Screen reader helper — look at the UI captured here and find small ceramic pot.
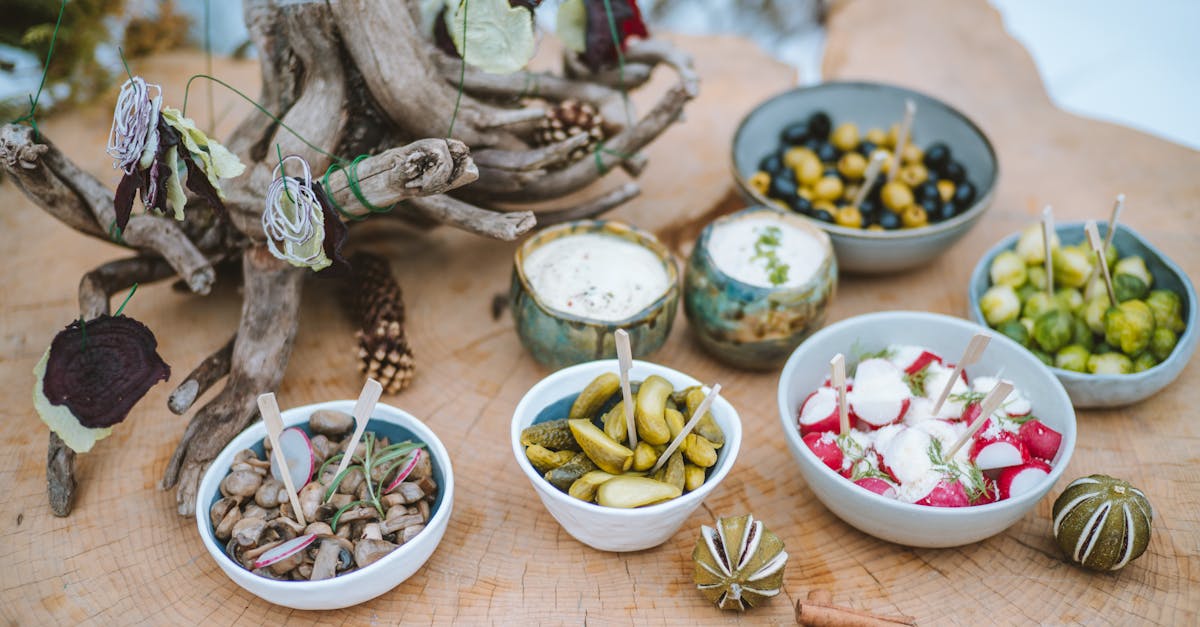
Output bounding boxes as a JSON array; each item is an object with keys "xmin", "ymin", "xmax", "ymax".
[
  {"xmin": 510, "ymin": 220, "xmax": 679, "ymax": 370},
  {"xmin": 684, "ymin": 207, "xmax": 837, "ymax": 370}
]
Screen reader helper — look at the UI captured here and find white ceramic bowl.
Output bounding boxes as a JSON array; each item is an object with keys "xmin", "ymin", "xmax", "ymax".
[
  {"xmin": 195, "ymin": 400, "xmax": 455, "ymax": 610},
  {"xmin": 776, "ymin": 311, "xmax": 1077, "ymax": 548},
  {"xmin": 511, "ymin": 360, "xmax": 742, "ymax": 552}
]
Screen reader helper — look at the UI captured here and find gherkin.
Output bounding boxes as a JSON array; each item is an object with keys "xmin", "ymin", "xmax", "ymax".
[
  {"xmin": 1052, "ymin": 475, "xmax": 1153, "ymax": 572},
  {"xmin": 693, "ymin": 515, "xmax": 788, "ymax": 611}
]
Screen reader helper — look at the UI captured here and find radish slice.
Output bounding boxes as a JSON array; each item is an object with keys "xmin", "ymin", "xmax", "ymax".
[
  {"xmin": 913, "ymin": 477, "xmax": 970, "ymax": 507},
  {"xmin": 847, "ymin": 359, "xmax": 911, "ymax": 427},
  {"xmin": 889, "ymin": 345, "xmax": 943, "ymax": 375},
  {"xmin": 803, "ymin": 432, "xmax": 843, "ymax": 472},
  {"xmin": 970, "ymin": 431, "xmax": 1029, "ymax": 470},
  {"xmin": 384, "ymin": 448, "xmax": 424, "ymax": 493},
  {"xmin": 973, "ymin": 376, "xmax": 1031, "ymax": 417},
  {"xmin": 854, "ymin": 476, "xmax": 898, "ymax": 498},
  {"xmin": 252, "ymin": 533, "xmax": 317, "ymax": 569},
  {"xmin": 1018, "ymin": 420, "xmax": 1062, "ymax": 461},
  {"xmin": 798, "ymin": 388, "xmax": 841, "ymax": 435},
  {"xmin": 972, "ymin": 477, "xmax": 1000, "ymax": 505},
  {"xmin": 877, "ymin": 427, "xmax": 933, "ymax": 484},
  {"xmin": 996, "ymin": 460, "xmax": 1051, "ymax": 500},
  {"xmin": 270, "ymin": 427, "xmax": 314, "ymax": 488},
  {"xmin": 923, "ymin": 363, "xmax": 970, "ymax": 418}
]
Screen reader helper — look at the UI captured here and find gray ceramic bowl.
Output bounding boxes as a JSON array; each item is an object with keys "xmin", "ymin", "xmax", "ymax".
[
  {"xmin": 968, "ymin": 221, "xmax": 1197, "ymax": 408},
  {"xmin": 732, "ymin": 81, "xmax": 998, "ymax": 274}
]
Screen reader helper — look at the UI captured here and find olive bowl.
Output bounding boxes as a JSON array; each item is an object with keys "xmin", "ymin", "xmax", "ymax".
[
  {"xmin": 195, "ymin": 400, "xmax": 454, "ymax": 610},
  {"xmin": 732, "ymin": 81, "xmax": 998, "ymax": 274},
  {"xmin": 510, "ymin": 220, "xmax": 680, "ymax": 370},
  {"xmin": 511, "ymin": 359, "xmax": 742, "ymax": 552},
  {"xmin": 968, "ymin": 221, "xmax": 1198, "ymax": 408},
  {"xmin": 684, "ymin": 206, "xmax": 837, "ymax": 369},
  {"xmin": 777, "ymin": 311, "xmax": 1077, "ymax": 548}
]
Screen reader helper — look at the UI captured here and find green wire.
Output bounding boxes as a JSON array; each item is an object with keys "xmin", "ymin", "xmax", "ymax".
[
  {"xmin": 113, "ymin": 283, "xmax": 139, "ymax": 316},
  {"xmin": 601, "ymin": 0, "xmax": 632, "ymax": 126},
  {"xmin": 447, "ymin": 0, "xmax": 468, "ymax": 138},
  {"xmin": 10, "ymin": 0, "xmax": 68, "ymax": 137}
]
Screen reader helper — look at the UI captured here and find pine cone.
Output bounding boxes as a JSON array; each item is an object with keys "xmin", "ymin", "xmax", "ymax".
[
  {"xmin": 344, "ymin": 252, "xmax": 414, "ymax": 394},
  {"xmin": 533, "ymin": 100, "xmax": 606, "ymax": 163}
]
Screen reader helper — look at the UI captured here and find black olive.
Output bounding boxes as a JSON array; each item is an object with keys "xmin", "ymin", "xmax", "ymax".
[
  {"xmin": 924, "ymin": 142, "xmax": 951, "ymax": 172},
  {"xmin": 920, "ymin": 196, "xmax": 941, "ymax": 219},
  {"xmin": 802, "ymin": 137, "xmax": 823, "ymax": 152},
  {"xmin": 937, "ymin": 201, "xmax": 958, "ymax": 222},
  {"xmin": 914, "ymin": 181, "xmax": 940, "ymax": 203},
  {"xmin": 815, "ymin": 142, "xmax": 839, "ymax": 163},
  {"xmin": 768, "ymin": 169, "xmax": 799, "ymax": 200},
  {"xmin": 807, "ymin": 111, "xmax": 832, "ymax": 140},
  {"xmin": 859, "ymin": 198, "xmax": 879, "ymax": 216},
  {"xmin": 878, "ymin": 210, "xmax": 901, "ymax": 230},
  {"xmin": 759, "ymin": 152, "xmax": 784, "ymax": 175},
  {"xmin": 814, "ymin": 209, "xmax": 835, "ymax": 223},
  {"xmin": 822, "ymin": 166, "xmax": 840, "ymax": 179},
  {"xmin": 867, "ymin": 181, "xmax": 885, "ymax": 203},
  {"xmin": 942, "ymin": 160, "xmax": 967, "ymax": 184},
  {"xmin": 780, "ymin": 122, "xmax": 810, "ymax": 146},
  {"xmin": 858, "ymin": 140, "xmax": 878, "ymax": 157},
  {"xmin": 952, "ymin": 180, "xmax": 976, "ymax": 208},
  {"xmin": 790, "ymin": 196, "xmax": 813, "ymax": 215}
]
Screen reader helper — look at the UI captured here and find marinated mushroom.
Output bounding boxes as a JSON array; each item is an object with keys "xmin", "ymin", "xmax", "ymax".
[
  {"xmin": 309, "ymin": 409, "xmax": 354, "ymax": 437},
  {"xmin": 255, "ymin": 478, "xmax": 287, "ymax": 509},
  {"xmin": 232, "ymin": 517, "xmax": 266, "ymax": 547},
  {"xmin": 354, "ymin": 539, "xmax": 397, "ymax": 568},
  {"xmin": 309, "ymin": 538, "xmax": 342, "ymax": 581},
  {"xmin": 220, "ymin": 470, "xmax": 263, "ymax": 499}
]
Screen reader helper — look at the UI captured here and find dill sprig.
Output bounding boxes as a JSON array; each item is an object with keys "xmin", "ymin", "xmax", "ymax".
[{"xmin": 750, "ymin": 225, "xmax": 790, "ymax": 287}]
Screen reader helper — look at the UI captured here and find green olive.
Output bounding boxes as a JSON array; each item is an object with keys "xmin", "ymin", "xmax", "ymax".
[
  {"xmin": 881, "ymin": 181, "xmax": 914, "ymax": 212},
  {"xmin": 812, "ymin": 176, "xmax": 844, "ymax": 201},
  {"xmin": 831, "ymin": 122, "xmax": 860, "ymax": 152},
  {"xmin": 837, "ymin": 152, "xmax": 868, "ymax": 180}
]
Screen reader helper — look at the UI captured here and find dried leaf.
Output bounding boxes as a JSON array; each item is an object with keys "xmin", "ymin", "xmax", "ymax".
[
  {"xmin": 113, "ymin": 169, "xmax": 143, "ymax": 231},
  {"xmin": 161, "ymin": 106, "xmax": 246, "ymax": 195},
  {"xmin": 446, "ymin": 0, "xmax": 536, "ymax": 75},
  {"xmin": 556, "ymin": 0, "xmax": 587, "ymax": 53},
  {"xmin": 582, "ymin": 0, "xmax": 648, "ymax": 72},
  {"xmin": 312, "ymin": 181, "xmax": 351, "ymax": 277},
  {"xmin": 181, "ymin": 149, "xmax": 228, "ymax": 221}
]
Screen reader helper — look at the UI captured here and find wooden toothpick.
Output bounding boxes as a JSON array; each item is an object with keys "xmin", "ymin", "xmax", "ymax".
[
  {"xmin": 1041, "ymin": 205, "xmax": 1055, "ymax": 295},
  {"xmin": 931, "ymin": 333, "xmax": 991, "ymax": 415},
  {"xmin": 614, "ymin": 329, "xmax": 637, "ymax": 449},
  {"xmin": 257, "ymin": 392, "xmax": 307, "ymax": 527},
  {"xmin": 850, "ymin": 151, "xmax": 887, "ymax": 211},
  {"xmin": 651, "ymin": 383, "xmax": 721, "ymax": 473},
  {"xmin": 887, "ymin": 99, "xmax": 916, "ymax": 182},
  {"xmin": 946, "ymin": 381, "xmax": 1014, "ymax": 458},
  {"xmin": 830, "ymin": 354, "xmax": 849, "ymax": 435},
  {"xmin": 1086, "ymin": 221, "xmax": 1118, "ymax": 305},
  {"xmin": 333, "ymin": 378, "xmax": 383, "ymax": 479},
  {"xmin": 1084, "ymin": 194, "xmax": 1125, "ymax": 289}
]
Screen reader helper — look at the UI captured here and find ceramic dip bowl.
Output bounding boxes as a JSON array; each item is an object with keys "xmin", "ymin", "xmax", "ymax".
[
  {"xmin": 511, "ymin": 220, "xmax": 680, "ymax": 370},
  {"xmin": 684, "ymin": 206, "xmax": 837, "ymax": 369}
]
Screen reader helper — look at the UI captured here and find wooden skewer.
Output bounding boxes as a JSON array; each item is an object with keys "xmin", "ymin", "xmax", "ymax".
[
  {"xmin": 850, "ymin": 151, "xmax": 887, "ymax": 211},
  {"xmin": 651, "ymin": 383, "xmax": 721, "ymax": 473},
  {"xmin": 257, "ymin": 393, "xmax": 307, "ymax": 527},
  {"xmin": 1041, "ymin": 205, "xmax": 1055, "ymax": 295},
  {"xmin": 1086, "ymin": 221, "xmax": 1118, "ymax": 305},
  {"xmin": 886, "ymin": 99, "xmax": 916, "ymax": 182},
  {"xmin": 946, "ymin": 380, "xmax": 1014, "ymax": 458},
  {"xmin": 614, "ymin": 329, "xmax": 638, "ymax": 449},
  {"xmin": 830, "ymin": 354, "xmax": 849, "ymax": 435},
  {"xmin": 1084, "ymin": 194, "xmax": 1124, "ymax": 289},
  {"xmin": 930, "ymin": 333, "xmax": 990, "ymax": 415},
  {"xmin": 333, "ymin": 378, "xmax": 383, "ymax": 479}
]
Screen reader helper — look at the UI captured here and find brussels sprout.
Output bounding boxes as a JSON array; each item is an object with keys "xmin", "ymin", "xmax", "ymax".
[
  {"xmin": 1104, "ymin": 300, "xmax": 1156, "ymax": 356},
  {"xmin": 981, "ymin": 285, "xmax": 1021, "ymax": 326},
  {"xmin": 1113, "ymin": 274, "xmax": 1148, "ymax": 303},
  {"xmin": 1020, "ymin": 317, "xmax": 1035, "ymax": 336},
  {"xmin": 1145, "ymin": 289, "xmax": 1186, "ymax": 333},
  {"xmin": 998, "ymin": 320, "xmax": 1030, "ymax": 347},
  {"xmin": 1017, "ymin": 283, "xmax": 1038, "ymax": 303},
  {"xmin": 1083, "ymin": 272, "xmax": 1108, "ymax": 302},
  {"xmin": 1055, "ymin": 344, "xmax": 1091, "ymax": 373},
  {"xmin": 1103, "ymin": 242, "xmax": 1119, "ymax": 270},
  {"xmin": 1133, "ymin": 352, "xmax": 1158, "ymax": 373},
  {"xmin": 1016, "ymin": 224, "xmax": 1059, "ymax": 265},
  {"xmin": 1071, "ymin": 316, "xmax": 1095, "ymax": 351},
  {"xmin": 1051, "ymin": 247, "xmax": 1093, "ymax": 289},
  {"xmin": 1023, "ymin": 292, "xmax": 1059, "ymax": 320},
  {"xmin": 1114, "ymin": 256, "xmax": 1154, "ymax": 289},
  {"xmin": 1031, "ymin": 349, "xmax": 1054, "ymax": 366},
  {"xmin": 990, "ymin": 251, "xmax": 1028, "ymax": 288},
  {"xmin": 1095, "ymin": 341, "xmax": 1114, "ymax": 354},
  {"xmin": 1055, "ymin": 288, "xmax": 1084, "ymax": 314},
  {"xmin": 1027, "ymin": 265, "xmax": 1049, "ymax": 291},
  {"xmin": 1087, "ymin": 352, "xmax": 1133, "ymax": 375},
  {"xmin": 1150, "ymin": 327, "xmax": 1178, "ymax": 361},
  {"xmin": 1034, "ymin": 309, "xmax": 1074, "ymax": 353},
  {"xmin": 1082, "ymin": 296, "xmax": 1111, "ymax": 335}
]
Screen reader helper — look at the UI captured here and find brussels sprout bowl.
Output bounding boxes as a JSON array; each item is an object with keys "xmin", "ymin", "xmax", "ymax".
[{"xmin": 968, "ymin": 221, "xmax": 1196, "ymax": 408}]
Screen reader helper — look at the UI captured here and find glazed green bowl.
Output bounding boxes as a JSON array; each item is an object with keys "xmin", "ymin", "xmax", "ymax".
[
  {"xmin": 684, "ymin": 207, "xmax": 837, "ymax": 370},
  {"xmin": 510, "ymin": 220, "xmax": 680, "ymax": 370}
]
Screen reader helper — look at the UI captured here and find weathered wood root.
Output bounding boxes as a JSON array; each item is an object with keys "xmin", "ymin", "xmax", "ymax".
[
  {"xmin": 161, "ymin": 246, "xmax": 304, "ymax": 515},
  {"xmin": 47, "ymin": 433, "xmax": 75, "ymax": 518},
  {"xmin": 168, "ymin": 335, "xmax": 236, "ymax": 415},
  {"xmin": 324, "ymin": 139, "xmax": 478, "ymax": 217}
]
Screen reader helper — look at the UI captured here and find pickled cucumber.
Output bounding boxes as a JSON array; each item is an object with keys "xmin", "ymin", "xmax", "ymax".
[
  {"xmin": 568, "ymin": 419, "xmax": 634, "ymax": 474},
  {"xmin": 665, "ymin": 407, "xmax": 686, "ymax": 439},
  {"xmin": 684, "ymin": 464, "xmax": 706, "ymax": 492},
  {"xmin": 569, "ymin": 373, "xmax": 620, "ymax": 420},
  {"xmin": 683, "ymin": 387, "xmax": 725, "ymax": 447},
  {"xmin": 526, "ymin": 444, "xmax": 575, "ymax": 473},
  {"xmin": 544, "ymin": 452, "xmax": 597, "ymax": 491},
  {"xmin": 683, "ymin": 434, "xmax": 718, "ymax": 468},
  {"xmin": 568, "ymin": 470, "xmax": 616, "ymax": 502},
  {"xmin": 596, "ymin": 476, "xmax": 682, "ymax": 508},
  {"xmin": 659, "ymin": 450, "xmax": 685, "ymax": 491},
  {"xmin": 632, "ymin": 441, "xmax": 658, "ymax": 472},
  {"xmin": 521, "ymin": 419, "xmax": 582, "ymax": 451},
  {"xmin": 634, "ymin": 375, "xmax": 673, "ymax": 445},
  {"xmin": 601, "ymin": 400, "xmax": 629, "ymax": 444}
]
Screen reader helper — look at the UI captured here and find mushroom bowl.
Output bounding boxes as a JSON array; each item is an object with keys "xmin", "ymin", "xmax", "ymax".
[{"xmin": 195, "ymin": 400, "xmax": 454, "ymax": 610}]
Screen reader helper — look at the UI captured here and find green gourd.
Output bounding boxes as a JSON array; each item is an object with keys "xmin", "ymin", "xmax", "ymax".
[{"xmin": 1052, "ymin": 475, "xmax": 1153, "ymax": 571}]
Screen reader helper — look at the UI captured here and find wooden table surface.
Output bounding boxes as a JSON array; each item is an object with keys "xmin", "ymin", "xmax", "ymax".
[{"xmin": 2, "ymin": 0, "xmax": 1196, "ymax": 624}]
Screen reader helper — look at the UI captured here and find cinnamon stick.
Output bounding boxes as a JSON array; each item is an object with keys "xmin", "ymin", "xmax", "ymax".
[{"xmin": 796, "ymin": 590, "xmax": 917, "ymax": 627}]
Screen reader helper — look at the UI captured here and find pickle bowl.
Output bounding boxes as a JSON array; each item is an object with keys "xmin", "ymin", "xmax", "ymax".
[
  {"xmin": 195, "ymin": 400, "xmax": 455, "ymax": 610},
  {"xmin": 511, "ymin": 359, "xmax": 742, "ymax": 552},
  {"xmin": 776, "ymin": 311, "xmax": 1076, "ymax": 548},
  {"xmin": 967, "ymin": 221, "xmax": 1197, "ymax": 408},
  {"xmin": 509, "ymin": 220, "xmax": 680, "ymax": 370}
]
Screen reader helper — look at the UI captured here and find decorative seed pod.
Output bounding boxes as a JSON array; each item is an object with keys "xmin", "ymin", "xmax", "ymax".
[
  {"xmin": 1052, "ymin": 474, "xmax": 1153, "ymax": 572},
  {"xmin": 692, "ymin": 514, "xmax": 788, "ymax": 611}
]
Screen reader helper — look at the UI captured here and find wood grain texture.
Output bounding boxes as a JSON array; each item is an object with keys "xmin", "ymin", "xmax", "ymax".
[{"xmin": 1, "ymin": 1, "xmax": 1197, "ymax": 623}]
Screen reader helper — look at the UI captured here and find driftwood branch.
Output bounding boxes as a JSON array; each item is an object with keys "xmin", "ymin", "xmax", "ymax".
[
  {"xmin": 47, "ymin": 433, "xmax": 75, "ymax": 517},
  {"xmin": 168, "ymin": 335, "xmax": 236, "ymax": 415},
  {"xmin": 324, "ymin": 139, "xmax": 478, "ymax": 216},
  {"xmin": 406, "ymin": 195, "xmax": 536, "ymax": 241}
]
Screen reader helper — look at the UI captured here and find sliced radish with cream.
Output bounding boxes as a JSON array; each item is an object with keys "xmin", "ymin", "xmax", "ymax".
[
  {"xmin": 972, "ymin": 477, "xmax": 1000, "ymax": 505},
  {"xmin": 970, "ymin": 431, "xmax": 1029, "ymax": 470},
  {"xmin": 913, "ymin": 479, "xmax": 970, "ymax": 508},
  {"xmin": 384, "ymin": 448, "xmax": 424, "ymax": 493},
  {"xmin": 803, "ymin": 432, "xmax": 843, "ymax": 471},
  {"xmin": 902, "ymin": 397, "xmax": 938, "ymax": 427},
  {"xmin": 270, "ymin": 427, "xmax": 314, "ymax": 488},
  {"xmin": 922, "ymin": 363, "xmax": 970, "ymax": 419},
  {"xmin": 847, "ymin": 359, "xmax": 911, "ymax": 427},
  {"xmin": 854, "ymin": 476, "xmax": 898, "ymax": 499},
  {"xmin": 996, "ymin": 459, "xmax": 1051, "ymax": 500},
  {"xmin": 1018, "ymin": 420, "xmax": 1062, "ymax": 461},
  {"xmin": 877, "ymin": 427, "xmax": 933, "ymax": 485},
  {"xmin": 798, "ymin": 388, "xmax": 842, "ymax": 435},
  {"xmin": 820, "ymin": 376, "xmax": 853, "ymax": 392},
  {"xmin": 888, "ymin": 345, "xmax": 943, "ymax": 375},
  {"xmin": 973, "ymin": 376, "xmax": 1031, "ymax": 417},
  {"xmin": 252, "ymin": 533, "xmax": 317, "ymax": 569}
]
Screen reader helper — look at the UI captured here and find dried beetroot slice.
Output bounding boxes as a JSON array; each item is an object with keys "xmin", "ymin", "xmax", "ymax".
[
  {"xmin": 180, "ymin": 149, "xmax": 228, "ymax": 221},
  {"xmin": 312, "ymin": 180, "xmax": 351, "ymax": 278},
  {"xmin": 582, "ymin": 0, "xmax": 648, "ymax": 71},
  {"xmin": 113, "ymin": 169, "xmax": 144, "ymax": 231},
  {"xmin": 41, "ymin": 315, "xmax": 170, "ymax": 429}
]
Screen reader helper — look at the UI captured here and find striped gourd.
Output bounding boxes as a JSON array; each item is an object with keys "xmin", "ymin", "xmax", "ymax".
[
  {"xmin": 1052, "ymin": 475, "xmax": 1153, "ymax": 571},
  {"xmin": 693, "ymin": 514, "xmax": 788, "ymax": 611}
]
